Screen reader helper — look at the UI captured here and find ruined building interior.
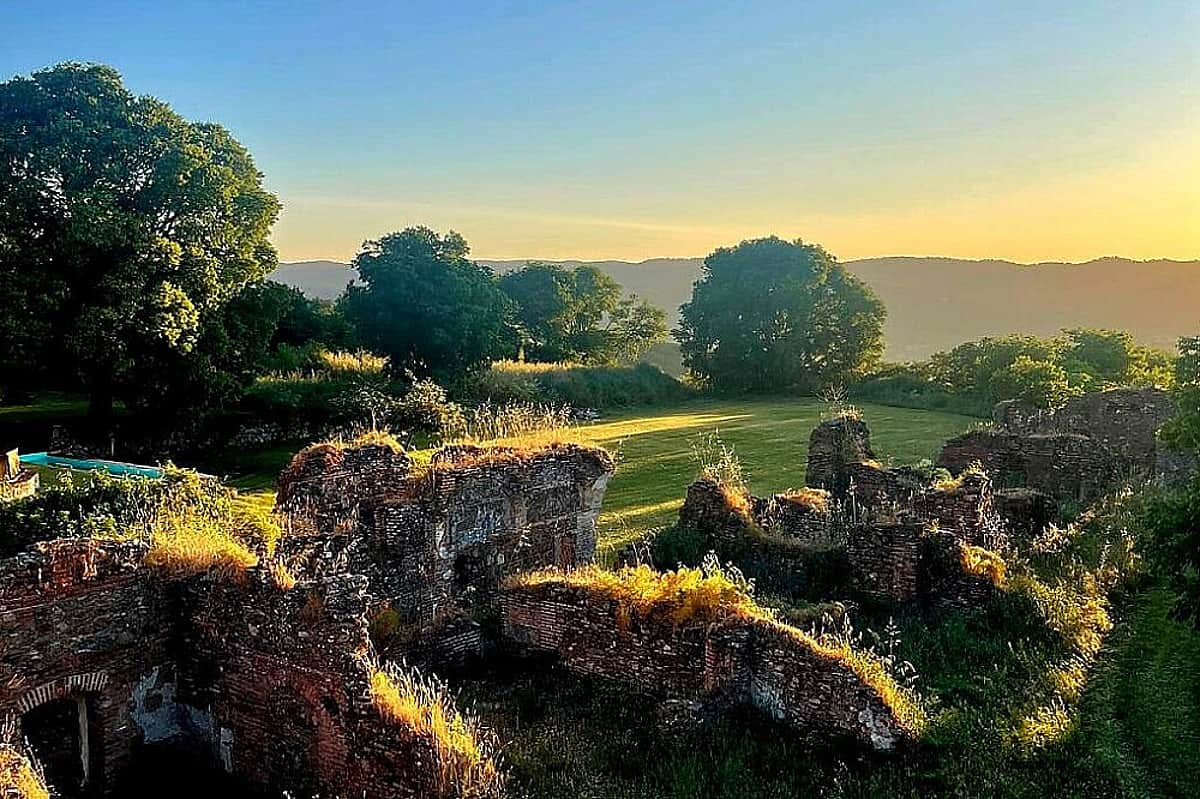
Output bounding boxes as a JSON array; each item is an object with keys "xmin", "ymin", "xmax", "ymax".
[{"xmin": 0, "ymin": 387, "xmax": 1183, "ymax": 797}]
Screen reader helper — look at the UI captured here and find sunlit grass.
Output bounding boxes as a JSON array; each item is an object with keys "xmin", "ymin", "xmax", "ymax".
[
  {"xmin": 0, "ymin": 746, "xmax": 49, "ymax": 799},
  {"xmin": 369, "ymin": 664, "xmax": 504, "ymax": 797},
  {"xmin": 227, "ymin": 398, "xmax": 976, "ymax": 555}
]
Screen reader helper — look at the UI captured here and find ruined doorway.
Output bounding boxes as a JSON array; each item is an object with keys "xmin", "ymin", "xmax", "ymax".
[{"xmin": 21, "ymin": 695, "xmax": 95, "ymax": 797}]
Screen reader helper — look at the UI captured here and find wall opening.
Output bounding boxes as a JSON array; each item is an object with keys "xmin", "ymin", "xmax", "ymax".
[{"xmin": 20, "ymin": 694, "xmax": 96, "ymax": 797}]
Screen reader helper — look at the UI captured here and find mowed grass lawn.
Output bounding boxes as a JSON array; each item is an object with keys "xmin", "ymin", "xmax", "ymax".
[
  {"xmin": 585, "ymin": 399, "xmax": 978, "ymax": 553},
  {"xmin": 223, "ymin": 398, "xmax": 979, "ymax": 554}
]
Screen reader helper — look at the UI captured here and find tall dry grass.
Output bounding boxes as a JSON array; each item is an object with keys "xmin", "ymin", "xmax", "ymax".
[{"xmin": 369, "ymin": 664, "xmax": 504, "ymax": 797}]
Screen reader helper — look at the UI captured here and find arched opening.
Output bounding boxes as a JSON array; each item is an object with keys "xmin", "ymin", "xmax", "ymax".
[{"xmin": 20, "ymin": 694, "xmax": 99, "ymax": 797}]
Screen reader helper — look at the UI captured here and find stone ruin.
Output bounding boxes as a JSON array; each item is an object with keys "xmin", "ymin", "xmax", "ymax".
[
  {"xmin": 677, "ymin": 415, "xmax": 1015, "ymax": 610},
  {"xmin": 3, "ymin": 388, "xmax": 1183, "ymax": 795},
  {"xmin": 0, "ymin": 439, "xmax": 615, "ymax": 798},
  {"xmin": 274, "ymin": 441, "xmax": 615, "ymax": 665},
  {"xmin": 500, "ymin": 577, "xmax": 917, "ymax": 751},
  {"xmin": 938, "ymin": 387, "xmax": 1178, "ymax": 502}
]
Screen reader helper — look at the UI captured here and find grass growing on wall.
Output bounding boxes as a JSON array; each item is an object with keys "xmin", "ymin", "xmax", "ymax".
[
  {"xmin": 0, "ymin": 746, "xmax": 49, "ymax": 799},
  {"xmin": 510, "ymin": 562, "xmax": 927, "ymax": 734},
  {"xmin": 369, "ymin": 664, "xmax": 505, "ymax": 798}
]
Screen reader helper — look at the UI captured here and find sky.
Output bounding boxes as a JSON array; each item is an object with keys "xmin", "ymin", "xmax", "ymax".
[{"xmin": 2, "ymin": 1, "xmax": 1198, "ymax": 264}]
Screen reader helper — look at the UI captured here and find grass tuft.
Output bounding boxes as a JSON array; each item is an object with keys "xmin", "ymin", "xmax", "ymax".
[
  {"xmin": 960, "ymin": 542, "xmax": 1007, "ymax": 585},
  {"xmin": 369, "ymin": 664, "xmax": 504, "ymax": 797},
  {"xmin": 0, "ymin": 746, "xmax": 49, "ymax": 799}
]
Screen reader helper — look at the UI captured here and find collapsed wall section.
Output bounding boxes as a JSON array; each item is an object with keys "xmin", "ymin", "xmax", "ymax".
[{"xmin": 499, "ymin": 578, "xmax": 918, "ymax": 752}]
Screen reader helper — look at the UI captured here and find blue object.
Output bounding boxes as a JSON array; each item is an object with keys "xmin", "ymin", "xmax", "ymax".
[{"xmin": 20, "ymin": 452, "xmax": 165, "ymax": 480}]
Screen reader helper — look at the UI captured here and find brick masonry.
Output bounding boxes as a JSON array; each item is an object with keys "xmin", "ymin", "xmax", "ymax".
[
  {"xmin": 941, "ymin": 388, "xmax": 1179, "ymax": 502},
  {"xmin": 500, "ymin": 580, "xmax": 915, "ymax": 752}
]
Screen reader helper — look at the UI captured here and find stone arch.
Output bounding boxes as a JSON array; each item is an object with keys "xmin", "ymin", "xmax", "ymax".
[{"xmin": 16, "ymin": 672, "xmax": 109, "ymax": 796}]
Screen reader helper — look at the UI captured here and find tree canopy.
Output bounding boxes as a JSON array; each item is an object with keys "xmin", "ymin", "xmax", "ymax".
[
  {"xmin": 340, "ymin": 227, "xmax": 514, "ymax": 379},
  {"xmin": 498, "ymin": 262, "xmax": 661, "ymax": 363},
  {"xmin": 677, "ymin": 237, "xmax": 885, "ymax": 392},
  {"xmin": 0, "ymin": 63, "xmax": 281, "ymax": 418}
]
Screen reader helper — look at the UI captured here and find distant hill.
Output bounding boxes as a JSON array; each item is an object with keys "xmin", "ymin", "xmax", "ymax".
[{"xmin": 271, "ymin": 256, "xmax": 1200, "ymax": 362}]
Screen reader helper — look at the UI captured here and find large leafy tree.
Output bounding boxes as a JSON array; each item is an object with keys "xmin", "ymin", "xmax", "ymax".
[
  {"xmin": 677, "ymin": 237, "xmax": 885, "ymax": 392},
  {"xmin": 498, "ymin": 262, "xmax": 626, "ymax": 362},
  {"xmin": 0, "ymin": 63, "xmax": 280, "ymax": 418},
  {"xmin": 341, "ymin": 227, "xmax": 514, "ymax": 378},
  {"xmin": 606, "ymin": 295, "xmax": 668, "ymax": 363}
]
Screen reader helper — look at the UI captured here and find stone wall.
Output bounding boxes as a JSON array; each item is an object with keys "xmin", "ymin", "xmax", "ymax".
[
  {"xmin": 177, "ymin": 571, "xmax": 466, "ymax": 799},
  {"xmin": 937, "ymin": 429, "xmax": 1122, "ymax": 503},
  {"xmin": 846, "ymin": 520, "xmax": 923, "ymax": 603},
  {"xmin": 994, "ymin": 388, "xmax": 1175, "ymax": 471},
  {"xmin": 0, "ymin": 540, "xmax": 174, "ymax": 792},
  {"xmin": 278, "ymin": 442, "xmax": 615, "ymax": 629},
  {"xmin": 941, "ymin": 388, "xmax": 1177, "ymax": 503},
  {"xmin": 806, "ymin": 415, "xmax": 875, "ymax": 494},
  {"xmin": 993, "ymin": 488, "xmax": 1058, "ymax": 540},
  {"xmin": 277, "ymin": 442, "xmax": 415, "ymax": 536},
  {"xmin": 0, "ymin": 536, "xmax": 502, "ymax": 798},
  {"xmin": 500, "ymin": 580, "xmax": 915, "ymax": 751}
]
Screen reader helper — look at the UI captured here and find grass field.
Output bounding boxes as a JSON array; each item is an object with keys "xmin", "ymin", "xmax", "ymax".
[
  {"xmin": 584, "ymin": 398, "xmax": 978, "ymax": 553},
  {"xmin": 223, "ymin": 398, "xmax": 978, "ymax": 554}
]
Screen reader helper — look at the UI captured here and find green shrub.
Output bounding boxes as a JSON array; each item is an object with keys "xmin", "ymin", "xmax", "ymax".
[{"xmin": 464, "ymin": 360, "xmax": 690, "ymax": 409}]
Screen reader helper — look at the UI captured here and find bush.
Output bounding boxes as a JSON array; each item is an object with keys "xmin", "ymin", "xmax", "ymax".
[
  {"xmin": 464, "ymin": 361, "xmax": 690, "ymax": 409},
  {"xmin": 0, "ymin": 469, "xmax": 168, "ymax": 557},
  {"xmin": 1128, "ymin": 475, "xmax": 1200, "ymax": 625},
  {"xmin": 243, "ymin": 348, "xmax": 464, "ymax": 437},
  {"xmin": 853, "ymin": 329, "xmax": 1174, "ymax": 416}
]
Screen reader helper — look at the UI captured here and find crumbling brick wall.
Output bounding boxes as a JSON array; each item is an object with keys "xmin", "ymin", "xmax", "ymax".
[
  {"xmin": 993, "ymin": 488, "xmax": 1058, "ymax": 540},
  {"xmin": 942, "ymin": 388, "xmax": 1177, "ymax": 503},
  {"xmin": 500, "ymin": 581, "xmax": 915, "ymax": 751},
  {"xmin": 995, "ymin": 388, "xmax": 1175, "ymax": 471},
  {"xmin": 278, "ymin": 442, "xmax": 615, "ymax": 629},
  {"xmin": 176, "ymin": 570, "xmax": 467, "ymax": 799},
  {"xmin": 0, "ymin": 540, "xmax": 174, "ymax": 791},
  {"xmin": 806, "ymin": 415, "xmax": 875, "ymax": 494},
  {"xmin": 277, "ymin": 442, "xmax": 415, "ymax": 536},
  {"xmin": 937, "ymin": 429, "xmax": 1122, "ymax": 502},
  {"xmin": 846, "ymin": 520, "xmax": 923, "ymax": 603}
]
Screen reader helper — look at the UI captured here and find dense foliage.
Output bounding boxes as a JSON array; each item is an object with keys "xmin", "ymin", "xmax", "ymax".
[
  {"xmin": 0, "ymin": 468, "xmax": 228, "ymax": 557},
  {"xmin": 463, "ymin": 360, "xmax": 690, "ymax": 409},
  {"xmin": 341, "ymin": 227, "xmax": 515, "ymax": 380},
  {"xmin": 243, "ymin": 347, "xmax": 464, "ymax": 436},
  {"xmin": 1159, "ymin": 334, "xmax": 1200, "ymax": 453},
  {"xmin": 0, "ymin": 63, "xmax": 280, "ymax": 419},
  {"xmin": 677, "ymin": 237, "xmax": 885, "ymax": 392},
  {"xmin": 498, "ymin": 262, "xmax": 667, "ymax": 364},
  {"xmin": 854, "ymin": 328, "xmax": 1175, "ymax": 414}
]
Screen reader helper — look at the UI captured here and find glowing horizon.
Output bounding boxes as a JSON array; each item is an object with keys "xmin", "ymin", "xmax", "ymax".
[{"xmin": 5, "ymin": 1, "xmax": 1198, "ymax": 265}]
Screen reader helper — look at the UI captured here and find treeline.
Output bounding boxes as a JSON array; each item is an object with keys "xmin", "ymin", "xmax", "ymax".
[
  {"xmin": 0, "ymin": 62, "xmax": 1190, "ymax": 442},
  {"xmin": 0, "ymin": 65, "xmax": 669, "ymax": 436},
  {"xmin": 853, "ymin": 329, "xmax": 1175, "ymax": 417}
]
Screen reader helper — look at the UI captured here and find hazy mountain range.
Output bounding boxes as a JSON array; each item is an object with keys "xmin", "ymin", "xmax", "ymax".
[{"xmin": 271, "ymin": 256, "xmax": 1200, "ymax": 362}]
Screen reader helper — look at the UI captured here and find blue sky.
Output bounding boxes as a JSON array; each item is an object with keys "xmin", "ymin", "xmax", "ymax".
[{"xmin": 3, "ymin": 1, "xmax": 1198, "ymax": 262}]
